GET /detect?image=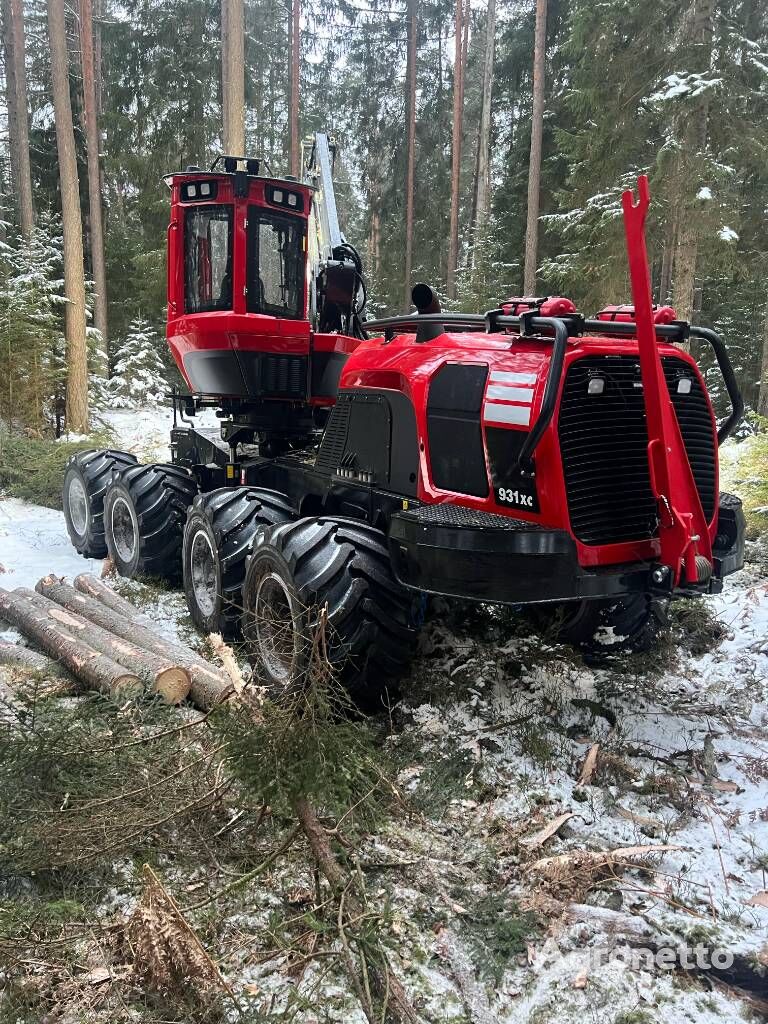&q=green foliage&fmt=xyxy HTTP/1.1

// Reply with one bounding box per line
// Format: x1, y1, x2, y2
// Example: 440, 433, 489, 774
0, 429, 114, 508
214, 679, 388, 827
465, 893, 539, 984
0, 687, 231, 873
